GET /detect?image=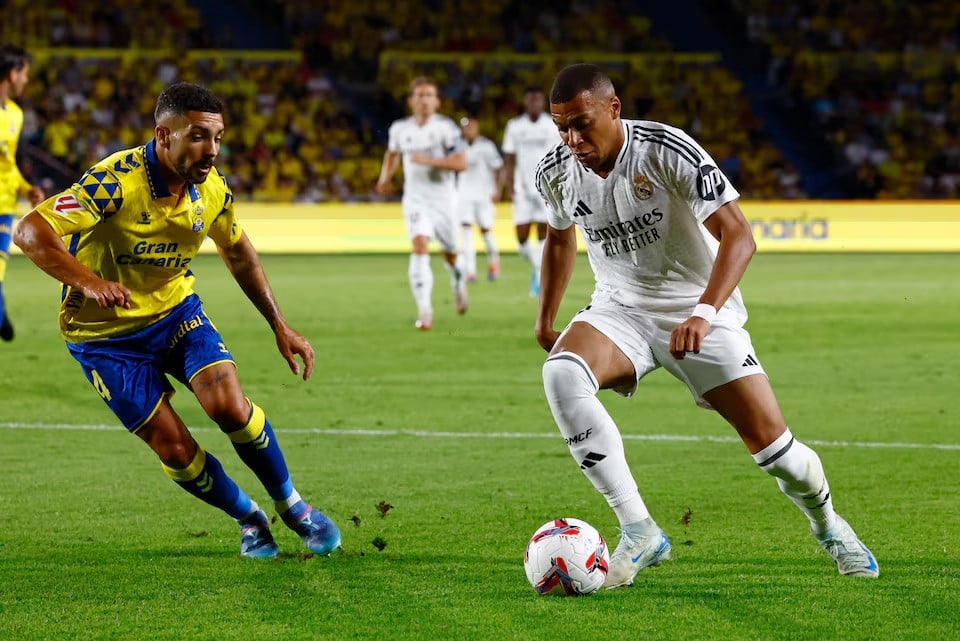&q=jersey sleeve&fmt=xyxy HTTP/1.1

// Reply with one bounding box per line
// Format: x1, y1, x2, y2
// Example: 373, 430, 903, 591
33, 167, 124, 236
207, 178, 243, 247
501, 120, 516, 154
486, 141, 504, 170
536, 160, 574, 231
387, 121, 402, 153
646, 126, 740, 223
444, 120, 465, 155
